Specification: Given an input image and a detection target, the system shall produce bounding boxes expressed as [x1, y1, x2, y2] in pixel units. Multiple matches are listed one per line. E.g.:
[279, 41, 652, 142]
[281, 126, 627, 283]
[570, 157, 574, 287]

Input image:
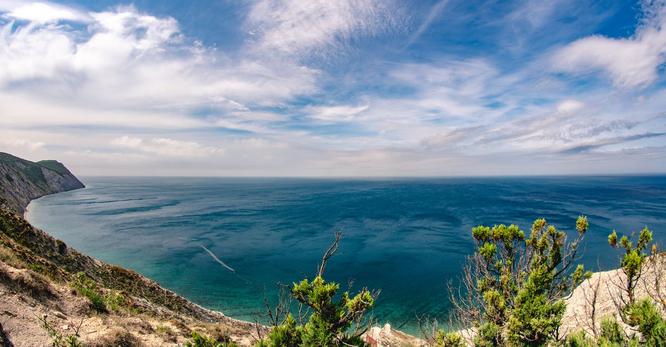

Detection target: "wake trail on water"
[199, 245, 256, 286]
[200, 245, 236, 273]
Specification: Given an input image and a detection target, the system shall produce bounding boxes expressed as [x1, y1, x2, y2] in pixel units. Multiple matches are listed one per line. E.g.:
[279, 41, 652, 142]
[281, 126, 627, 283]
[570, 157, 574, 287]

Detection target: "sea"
[25, 176, 666, 334]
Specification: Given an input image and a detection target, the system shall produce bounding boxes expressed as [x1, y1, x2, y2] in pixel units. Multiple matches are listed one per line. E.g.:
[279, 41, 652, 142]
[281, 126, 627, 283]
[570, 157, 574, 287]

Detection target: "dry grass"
[87, 329, 145, 347]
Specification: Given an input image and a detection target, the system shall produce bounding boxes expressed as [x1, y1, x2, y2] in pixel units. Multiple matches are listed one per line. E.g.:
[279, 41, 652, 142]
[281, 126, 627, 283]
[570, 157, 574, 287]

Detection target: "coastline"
[23, 200, 31, 220]
[1, 188, 269, 345]
[21, 191, 251, 323]
[15, 189, 426, 346]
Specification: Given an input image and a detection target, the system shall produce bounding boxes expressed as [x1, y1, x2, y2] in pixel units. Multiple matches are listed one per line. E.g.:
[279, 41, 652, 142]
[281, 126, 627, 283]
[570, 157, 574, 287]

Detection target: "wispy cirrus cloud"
[245, 0, 405, 58]
[0, 0, 665, 176]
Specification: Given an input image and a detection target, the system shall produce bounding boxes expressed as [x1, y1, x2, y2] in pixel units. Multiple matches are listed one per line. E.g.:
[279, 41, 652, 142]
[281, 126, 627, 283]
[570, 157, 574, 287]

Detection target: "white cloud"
[245, 0, 402, 57]
[557, 99, 584, 113]
[0, 4, 318, 121]
[388, 59, 498, 118]
[553, 1, 666, 88]
[110, 136, 143, 148]
[0, 138, 45, 151]
[111, 136, 224, 157]
[0, 1, 664, 176]
[307, 105, 369, 122]
[2, 1, 89, 23]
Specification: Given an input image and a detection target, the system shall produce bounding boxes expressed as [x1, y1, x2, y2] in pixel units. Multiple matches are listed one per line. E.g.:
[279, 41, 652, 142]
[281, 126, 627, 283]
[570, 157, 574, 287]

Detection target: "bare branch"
[317, 232, 342, 277]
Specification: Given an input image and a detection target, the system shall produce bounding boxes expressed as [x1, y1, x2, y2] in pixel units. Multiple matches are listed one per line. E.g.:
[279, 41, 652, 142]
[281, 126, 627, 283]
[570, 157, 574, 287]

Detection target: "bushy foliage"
[564, 330, 595, 347]
[598, 317, 628, 346]
[185, 331, 238, 347]
[257, 315, 302, 347]
[71, 272, 130, 314]
[257, 275, 374, 347]
[434, 331, 465, 347]
[563, 227, 666, 347]
[608, 227, 654, 303]
[448, 217, 590, 346]
[626, 299, 666, 346]
[72, 272, 107, 313]
[256, 233, 375, 347]
[607, 228, 665, 346]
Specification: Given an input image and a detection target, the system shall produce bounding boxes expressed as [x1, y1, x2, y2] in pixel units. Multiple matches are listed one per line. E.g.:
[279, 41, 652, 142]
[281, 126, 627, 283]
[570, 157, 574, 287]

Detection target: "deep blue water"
[26, 176, 666, 333]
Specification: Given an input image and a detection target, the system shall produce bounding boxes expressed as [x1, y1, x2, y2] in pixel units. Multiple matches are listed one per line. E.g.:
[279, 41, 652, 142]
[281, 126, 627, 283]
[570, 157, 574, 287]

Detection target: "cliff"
[0, 153, 262, 346]
[0, 153, 85, 214]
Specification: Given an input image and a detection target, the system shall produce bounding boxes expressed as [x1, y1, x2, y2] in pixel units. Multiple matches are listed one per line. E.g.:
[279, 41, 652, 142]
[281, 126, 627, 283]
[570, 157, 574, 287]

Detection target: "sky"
[1, 0, 666, 176]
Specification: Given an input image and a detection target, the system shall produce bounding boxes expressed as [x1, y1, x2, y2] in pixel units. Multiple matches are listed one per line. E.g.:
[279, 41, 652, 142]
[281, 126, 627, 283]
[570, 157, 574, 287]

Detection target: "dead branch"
[318, 232, 342, 277]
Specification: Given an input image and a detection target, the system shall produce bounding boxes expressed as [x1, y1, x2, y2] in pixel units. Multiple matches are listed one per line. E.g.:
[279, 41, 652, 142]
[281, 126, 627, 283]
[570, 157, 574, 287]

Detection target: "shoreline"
[18, 190, 426, 345]
[1, 189, 270, 345]
[20, 191, 242, 320]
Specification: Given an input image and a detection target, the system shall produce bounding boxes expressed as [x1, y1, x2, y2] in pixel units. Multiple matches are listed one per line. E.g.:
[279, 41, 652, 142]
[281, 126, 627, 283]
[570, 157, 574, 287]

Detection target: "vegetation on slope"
[36, 160, 74, 176]
[428, 219, 664, 347]
[0, 198, 260, 346]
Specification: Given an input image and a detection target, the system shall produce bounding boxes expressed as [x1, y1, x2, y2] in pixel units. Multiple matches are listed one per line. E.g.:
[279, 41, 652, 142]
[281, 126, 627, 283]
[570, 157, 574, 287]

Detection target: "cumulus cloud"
[553, 1, 666, 88]
[0, 5, 317, 119]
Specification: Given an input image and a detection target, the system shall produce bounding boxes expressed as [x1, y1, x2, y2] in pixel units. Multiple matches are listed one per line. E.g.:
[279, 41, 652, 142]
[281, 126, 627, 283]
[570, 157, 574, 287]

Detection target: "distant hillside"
[0, 152, 84, 214]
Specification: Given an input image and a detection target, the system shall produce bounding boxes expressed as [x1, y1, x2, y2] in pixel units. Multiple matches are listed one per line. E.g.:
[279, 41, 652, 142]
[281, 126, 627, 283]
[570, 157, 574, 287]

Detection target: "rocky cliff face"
[0, 152, 84, 214]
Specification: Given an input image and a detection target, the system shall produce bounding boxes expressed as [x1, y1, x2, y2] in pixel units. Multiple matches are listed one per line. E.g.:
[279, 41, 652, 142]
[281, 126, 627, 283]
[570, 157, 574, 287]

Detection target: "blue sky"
[0, 0, 665, 176]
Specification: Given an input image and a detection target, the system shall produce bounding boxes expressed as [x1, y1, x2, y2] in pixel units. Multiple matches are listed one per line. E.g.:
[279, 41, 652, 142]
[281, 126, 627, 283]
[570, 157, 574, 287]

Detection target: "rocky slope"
[559, 253, 666, 339]
[0, 214, 264, 346]
[0, 152, 84, 214]
[0, 154, 263, 346]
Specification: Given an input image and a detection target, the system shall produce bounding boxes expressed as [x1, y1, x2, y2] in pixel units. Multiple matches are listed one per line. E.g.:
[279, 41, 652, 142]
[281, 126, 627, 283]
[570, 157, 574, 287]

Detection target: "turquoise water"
[26, 176, 666, 333]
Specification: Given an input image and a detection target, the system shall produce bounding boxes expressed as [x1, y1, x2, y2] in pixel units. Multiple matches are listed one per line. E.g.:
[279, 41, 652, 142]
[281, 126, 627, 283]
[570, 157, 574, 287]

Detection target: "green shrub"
[257, 315, 302, 347]
[434, 331, 465, 347]
[453, 217, 590, 346]
[473, 322, 501, 347]
[103, 291, 126, 312]
[565, 228, 665, 347]
[256, 233, 375, 347]
[72, 272, 106, 313]
[257, 275, 374, 347]
[564, 331, 595, 347]
[626, 300, 666, 347]
[608, 227, 654, 303]
[185, 331, 237, 347]
[598, 317, 626, 345]
[605, 227, 665, 346]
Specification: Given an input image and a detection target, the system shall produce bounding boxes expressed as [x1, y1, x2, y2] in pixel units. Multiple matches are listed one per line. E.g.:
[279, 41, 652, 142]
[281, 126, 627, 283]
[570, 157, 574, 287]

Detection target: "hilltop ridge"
[0, 152, 84, 214]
